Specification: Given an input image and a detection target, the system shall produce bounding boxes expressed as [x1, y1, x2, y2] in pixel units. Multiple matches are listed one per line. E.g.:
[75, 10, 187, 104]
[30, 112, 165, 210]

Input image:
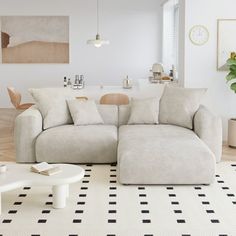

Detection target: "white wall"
[177, 0, 185, 87]
[184, 0, 236, 141]
[0, 0, 162, 107]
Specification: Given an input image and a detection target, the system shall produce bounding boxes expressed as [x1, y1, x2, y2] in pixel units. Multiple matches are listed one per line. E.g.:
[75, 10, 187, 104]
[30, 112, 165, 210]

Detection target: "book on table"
[31, 162, 62, 176]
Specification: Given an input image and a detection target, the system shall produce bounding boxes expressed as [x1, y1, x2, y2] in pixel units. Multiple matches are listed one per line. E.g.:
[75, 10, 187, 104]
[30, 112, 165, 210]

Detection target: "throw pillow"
[159, 86, 207, 129]
[67, 99, 104, 125]
[128, 97, 159, 125]
[29, 88, 74, 130]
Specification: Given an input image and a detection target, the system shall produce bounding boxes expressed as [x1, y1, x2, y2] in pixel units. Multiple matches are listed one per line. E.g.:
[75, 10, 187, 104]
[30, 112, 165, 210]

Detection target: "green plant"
[226, 52, 236, 93]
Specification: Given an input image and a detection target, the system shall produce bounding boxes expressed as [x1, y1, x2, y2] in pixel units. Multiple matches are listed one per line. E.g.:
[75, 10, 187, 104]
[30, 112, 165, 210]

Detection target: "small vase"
[123, 76, 132, 89]
[228, 118, 236, 148]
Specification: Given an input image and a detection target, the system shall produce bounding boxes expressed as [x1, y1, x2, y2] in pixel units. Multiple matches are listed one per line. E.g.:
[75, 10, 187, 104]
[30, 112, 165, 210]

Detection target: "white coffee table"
[0, 163, 84, 214]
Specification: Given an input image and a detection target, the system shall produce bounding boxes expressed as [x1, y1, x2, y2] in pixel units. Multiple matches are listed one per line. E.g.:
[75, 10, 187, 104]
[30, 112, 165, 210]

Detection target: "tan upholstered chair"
[100, 93, 129, 105]
[7, 87, 34, 110]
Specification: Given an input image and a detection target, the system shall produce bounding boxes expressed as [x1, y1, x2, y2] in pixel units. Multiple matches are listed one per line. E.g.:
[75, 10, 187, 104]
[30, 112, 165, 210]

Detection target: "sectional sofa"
[14, 87, 222, 185]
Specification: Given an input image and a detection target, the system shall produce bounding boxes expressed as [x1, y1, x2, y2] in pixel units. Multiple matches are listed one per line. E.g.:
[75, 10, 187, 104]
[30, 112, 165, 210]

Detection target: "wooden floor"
[0, 108, 17, 162]
[0, 108, 236, 162]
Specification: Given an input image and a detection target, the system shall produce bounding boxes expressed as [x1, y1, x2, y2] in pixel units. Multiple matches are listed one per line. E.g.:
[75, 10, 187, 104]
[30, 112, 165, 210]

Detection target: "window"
[162, 0, 179, 79]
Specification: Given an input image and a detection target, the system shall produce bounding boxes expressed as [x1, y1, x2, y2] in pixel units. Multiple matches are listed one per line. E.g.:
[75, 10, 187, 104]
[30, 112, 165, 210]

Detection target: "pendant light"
[87, 0, 110, 48]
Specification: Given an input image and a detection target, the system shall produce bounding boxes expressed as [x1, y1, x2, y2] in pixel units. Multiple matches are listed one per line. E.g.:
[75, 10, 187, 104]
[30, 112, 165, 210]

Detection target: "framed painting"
[217, 19, 236, 70]
[0, 16, 69, 64]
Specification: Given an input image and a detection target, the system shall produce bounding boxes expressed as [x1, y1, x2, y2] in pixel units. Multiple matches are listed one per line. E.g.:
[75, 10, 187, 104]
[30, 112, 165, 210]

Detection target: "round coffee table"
[0, 163, 84, 214]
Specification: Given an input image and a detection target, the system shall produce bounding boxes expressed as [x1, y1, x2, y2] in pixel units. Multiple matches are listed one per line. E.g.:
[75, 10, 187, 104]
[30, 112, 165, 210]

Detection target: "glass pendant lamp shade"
[87, 34, 109, 48]
[87, 0, 109, 48]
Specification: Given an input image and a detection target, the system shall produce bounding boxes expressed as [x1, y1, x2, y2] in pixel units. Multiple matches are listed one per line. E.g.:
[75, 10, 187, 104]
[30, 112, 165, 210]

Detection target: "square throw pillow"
[128, 97, 159, 125]
[159, 86, 207, 129]
[29, 88, 74, 130]
[67, 99, 104, 126]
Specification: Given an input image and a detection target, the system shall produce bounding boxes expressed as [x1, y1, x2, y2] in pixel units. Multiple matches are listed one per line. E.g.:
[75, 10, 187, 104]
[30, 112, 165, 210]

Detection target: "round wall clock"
[189, 25, 209, 46]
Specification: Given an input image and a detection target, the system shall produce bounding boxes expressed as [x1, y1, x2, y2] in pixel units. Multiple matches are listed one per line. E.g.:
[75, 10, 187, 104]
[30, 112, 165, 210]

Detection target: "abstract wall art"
[0, 16, 69, 64]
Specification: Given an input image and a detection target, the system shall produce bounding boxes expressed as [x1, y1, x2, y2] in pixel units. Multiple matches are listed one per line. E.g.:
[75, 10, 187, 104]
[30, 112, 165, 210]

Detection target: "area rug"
[1, 162, 236, 236]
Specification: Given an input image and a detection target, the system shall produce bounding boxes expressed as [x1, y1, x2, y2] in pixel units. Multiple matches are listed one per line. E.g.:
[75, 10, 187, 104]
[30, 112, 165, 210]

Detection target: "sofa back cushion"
[118, 105, 131, 126]
[29, 88, 74, 130]
[29, 88, 119, 129]
[159, 86, 206, 129]
[67, 100, 104, 126]
[128, 97, 159, 125]
[97, 104, 118, 126]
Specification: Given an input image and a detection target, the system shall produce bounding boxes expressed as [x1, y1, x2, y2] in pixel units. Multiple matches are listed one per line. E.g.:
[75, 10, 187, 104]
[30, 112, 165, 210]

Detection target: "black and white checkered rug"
[1, 162, 236, 236]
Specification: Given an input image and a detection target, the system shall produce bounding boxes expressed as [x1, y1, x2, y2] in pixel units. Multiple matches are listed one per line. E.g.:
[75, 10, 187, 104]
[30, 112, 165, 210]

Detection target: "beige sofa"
[15, 104, 222, 184]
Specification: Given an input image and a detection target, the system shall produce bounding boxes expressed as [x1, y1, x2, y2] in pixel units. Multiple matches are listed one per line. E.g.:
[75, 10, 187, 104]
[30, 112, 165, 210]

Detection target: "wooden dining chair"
[100, 93, 129, 105]
[7, 87, 34, 110]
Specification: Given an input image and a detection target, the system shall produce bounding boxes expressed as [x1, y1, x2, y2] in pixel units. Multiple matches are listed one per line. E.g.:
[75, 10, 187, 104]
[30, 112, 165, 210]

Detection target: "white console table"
[63, 79, 178, 101]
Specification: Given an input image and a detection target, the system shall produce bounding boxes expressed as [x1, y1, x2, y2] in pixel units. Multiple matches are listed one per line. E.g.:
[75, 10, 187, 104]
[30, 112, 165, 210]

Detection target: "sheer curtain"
[162, 0, 179, 79]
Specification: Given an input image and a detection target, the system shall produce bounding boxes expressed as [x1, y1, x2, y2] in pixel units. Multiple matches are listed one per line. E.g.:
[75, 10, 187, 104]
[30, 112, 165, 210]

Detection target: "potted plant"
[226, 52, 236, 92]
[226, 52, 236, 148]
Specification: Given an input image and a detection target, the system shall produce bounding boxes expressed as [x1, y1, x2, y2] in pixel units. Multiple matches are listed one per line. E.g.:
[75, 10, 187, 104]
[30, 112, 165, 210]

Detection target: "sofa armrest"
[14, 106, 43, 163]
[194, 105, 222, 163]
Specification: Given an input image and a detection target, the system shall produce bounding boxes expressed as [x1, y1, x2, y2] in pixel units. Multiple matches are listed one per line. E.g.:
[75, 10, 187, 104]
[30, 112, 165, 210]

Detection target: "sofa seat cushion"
[118, 125, 215, 184]
[36, 125, 117, 163]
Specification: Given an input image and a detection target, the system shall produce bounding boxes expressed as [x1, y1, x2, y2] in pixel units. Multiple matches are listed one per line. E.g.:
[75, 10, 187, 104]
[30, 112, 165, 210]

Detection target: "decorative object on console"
[73, 75, 85, 89]
[87, 0, 109, 48]
[149, 63, 164, 83]
[63, 77, 67, 88]
[189, 25, 209, 46]
[78, 75, 85, 89]
[161, 76, 171, 83]
[0, 16, 69, 63]
[149, 63, 177, 84]
[168, 64, 177, 81]
[67, 78, 72, 88]
[171, 64, 178, 81]
[7, 87, 34, 110]
[123, 75, 132, 89]
[217, 19, 236, 70]
[73, 75, 79, 89]
[76, 96, 88, 101]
